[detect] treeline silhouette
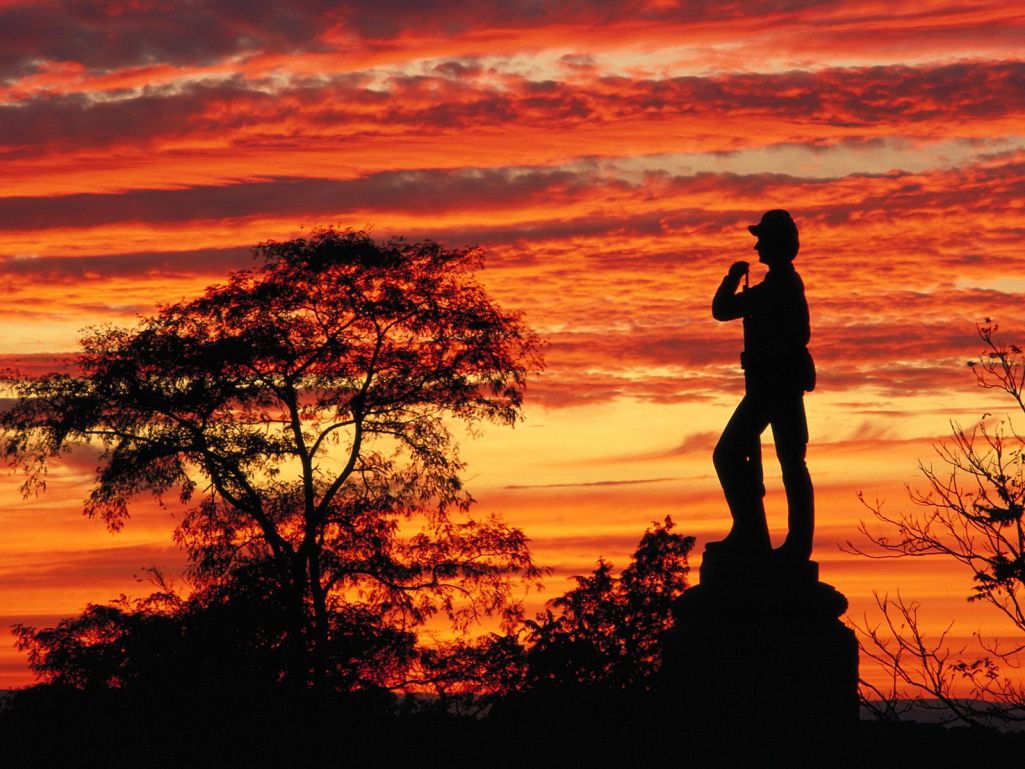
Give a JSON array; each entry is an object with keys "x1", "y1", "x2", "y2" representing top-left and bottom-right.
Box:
[
  {"x1": 1, "y1": 520, "x2": 697, "y2": 768},
  {"x1": 3, "y1": 519, "x2": 1023, "y2": 767},
  {"x1": 2, "y1": 231, "x2": 1024, "y2": 766}
]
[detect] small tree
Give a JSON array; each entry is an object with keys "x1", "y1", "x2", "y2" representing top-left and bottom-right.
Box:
[
  {"x1": 2, "y1": 228, "x2": 543, "y2": 688},
  {"x1": 850, "y1": 322, "x2": 1025, "y2": 725},
  {"x1": 521, "y1": 516, "x2": 693, "y2": 692},
  {"x1": 397, "y1": 517, "x2": 693, "y2": 713}
]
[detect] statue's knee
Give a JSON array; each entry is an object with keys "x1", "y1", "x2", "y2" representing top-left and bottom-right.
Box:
[
  {"x1": 780, "y1": 458, "x2": 810, "y2": 487},
  {"x1": 713, "y1": 441, "x2": 748, "y2": 479},
  {"x1": 712, "y1": 440, "x2": 730, "y2": 470}
]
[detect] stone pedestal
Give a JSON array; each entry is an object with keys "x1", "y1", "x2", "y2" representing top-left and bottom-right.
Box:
[{"x1": 662, "y1": 547, "x2": 859, "y2": 751}]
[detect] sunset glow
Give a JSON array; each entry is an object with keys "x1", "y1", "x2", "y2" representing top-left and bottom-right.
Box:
[{"x1": 3, "y1": 1, "x2": 1025, "y2": 693}]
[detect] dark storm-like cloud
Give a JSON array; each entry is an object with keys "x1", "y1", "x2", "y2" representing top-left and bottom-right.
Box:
[
  {"x1": 0, "y1": 246, "x2": 253, "y2": 281},
  {"x1": 2, "y1": 149, "x2": 1023, "y2": 236},
  {"x1": 2, "y1": 150, "x2": 1023, "y2": 289},
  {"x1": 5, "y1": 61, "x2": 1025, "y2": 156},
  {"x1": 0, "y1": 82, "x2": 272, "y2": 152},
  {"x1": 330, "y1": 0, "x2": 797, "y2": 39},
  {"x1": 0, "y1": 354, "x2": 79, "y2": 377},
  {"x1": 0, "y1": 1, "x2": 841, "y2": 79},
  {"x1": 3, "y1": 1, "x2": 1022, "y2": 90},
  {"x1": 0, "y1": 168, "x2": 595, "y2": 231},
  {"x1": 0, "y1": 150, "x2": 1020, "y2": 407},
  {"x1": 0, "y1": 1, "x2": 342, "y2": 80}
]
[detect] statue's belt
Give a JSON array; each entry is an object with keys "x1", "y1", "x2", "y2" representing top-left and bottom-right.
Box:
[{"x1": 740, "y1": 348, "x2": 810, "y2": 369}]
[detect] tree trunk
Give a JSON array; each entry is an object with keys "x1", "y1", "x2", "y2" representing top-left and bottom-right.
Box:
[
  {"x1": 308, "y1": 549, "x2": 330, "y2": 688},
  {"x1": 283, "y1": 563, "x2": 310, "y2": 689}
]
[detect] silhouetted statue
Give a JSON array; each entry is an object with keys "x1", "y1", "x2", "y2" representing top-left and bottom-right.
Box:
[
  {"x1": 709, "y1": 209, "x2": 816, "y2": 559},
  {"x1": 665, "y1": 246, "x2": 853, "y2": 749}
]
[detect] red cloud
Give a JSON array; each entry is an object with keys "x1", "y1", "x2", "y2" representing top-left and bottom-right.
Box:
[{"x1": 3, "y1": 61, "x2": 1025, "y2": 166}]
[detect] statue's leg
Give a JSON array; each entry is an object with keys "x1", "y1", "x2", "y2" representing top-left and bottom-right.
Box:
[
  {"x1": 771, "y1": 393, "x2": 814, "y2": 558},
  {"x1": 712, "y1": 395, "x2": 771, "y2": 551},
  {"x1": 746, "y1": 428, "x2": 766, "y2": 501}
]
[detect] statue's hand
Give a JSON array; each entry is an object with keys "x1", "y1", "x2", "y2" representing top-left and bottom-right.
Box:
[{"x1": 728, "y1": 261, "x2": 749, "y2": 280}]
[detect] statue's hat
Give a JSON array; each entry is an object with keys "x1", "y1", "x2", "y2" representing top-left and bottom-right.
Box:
[{"x1": 748, "y1": 209, "x2": 798, "y2": 239}]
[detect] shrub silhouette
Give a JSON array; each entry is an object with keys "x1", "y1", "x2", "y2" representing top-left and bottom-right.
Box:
[{"x1": 521, "y1": 516, "x2": 693, "y2": 692}]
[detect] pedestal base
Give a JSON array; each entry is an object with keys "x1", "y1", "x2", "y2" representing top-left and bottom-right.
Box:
[{"x1": 662, "y1": 547, "x2": 859, "y2": 750}]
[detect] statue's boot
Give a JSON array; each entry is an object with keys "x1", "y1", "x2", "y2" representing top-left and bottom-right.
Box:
[
  {"x1": 774, "y1": 508, "x2": 812, "y2": 559},
  {"x1": 773, "y1": 540, "x2": 810, "y2": 560},
  {"x1": 707, "y1": 490, "x2": 771, "y2": 554},
  {"x1": 706, "y1": 532, "x2": 769, "y2": 555},
  {"x1": 775, "y1": 466, "x2": 814, "y2": 560}
]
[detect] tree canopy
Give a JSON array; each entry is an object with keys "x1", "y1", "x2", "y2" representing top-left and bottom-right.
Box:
[{"x1": 2, "y1": 228, "x2": 544, "y2": 687}]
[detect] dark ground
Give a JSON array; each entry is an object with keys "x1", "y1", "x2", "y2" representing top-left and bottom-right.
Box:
[{"x1": 2, "y1": 686, "x2": 1023, "y2": 769}]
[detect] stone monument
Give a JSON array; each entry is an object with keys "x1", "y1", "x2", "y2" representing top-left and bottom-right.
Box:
[{"x1": 662, "y1": 549, "x2": 859, "y2": 749}]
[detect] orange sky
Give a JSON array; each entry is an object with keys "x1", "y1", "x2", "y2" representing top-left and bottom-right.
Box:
[{"x1": 2, "y1": 0, "x2": 1025, "y2": 692}]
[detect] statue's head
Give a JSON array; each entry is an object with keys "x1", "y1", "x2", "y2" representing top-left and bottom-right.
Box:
[{"x1": 749, "y1": 209, "x2": 799, "y2": 265}]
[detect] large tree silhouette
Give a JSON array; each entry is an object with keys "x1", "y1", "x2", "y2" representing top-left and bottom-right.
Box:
[{"x1": 2, "y1": 228, "x2": 543, "y2": 688}]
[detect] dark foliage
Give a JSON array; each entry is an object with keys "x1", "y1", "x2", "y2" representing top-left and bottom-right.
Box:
[
  {"x1": 520, "y1": 516, "x2": 693, "y2": 692},
  {"x1": 387, "y1": 517, "x2": 693, "y2": 713},
  {"x1": 6, "y1": 513, "x2": 1025, "y2": 767},
  {"x1": 10, "y1": 517, "x2": 690, "y2": 715},
  {"x1": 12, "y1": 568, "x2": 415, "y2": 696}
]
